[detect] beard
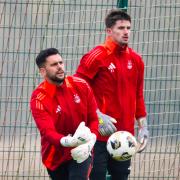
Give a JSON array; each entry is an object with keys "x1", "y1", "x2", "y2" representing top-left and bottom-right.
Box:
[
  {"x1": 118, "y1": 39, "x2": 129, "y2": 46},
  {"x1": 50, "y1": 76, "x2": 65, "y2": 84},
  {"x1": 47, "y1": 72, "x2": 65, "y2": 84},
  {"x1": 120, "y1": 41, "x2": 128, "y2": 45}
]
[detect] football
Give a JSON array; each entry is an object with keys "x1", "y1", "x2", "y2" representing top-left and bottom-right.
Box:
[{"x1": 107, "y1": 131, "x2": 137, "y2": 161}]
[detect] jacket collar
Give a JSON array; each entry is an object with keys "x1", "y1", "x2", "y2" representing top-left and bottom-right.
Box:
[
  {"x1": 103, "y1": 36, "x2": 128, "y2": 55},
  {"x1": 39, "y1": 77, "x2": 68, "y2": 98},
  {"x1": 43, "y1": 80, "x2": 57, "y2": 98}
]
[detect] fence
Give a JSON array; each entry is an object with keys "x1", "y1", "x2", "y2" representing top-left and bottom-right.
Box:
[{"x1": 0, "y1": 0, "x2": 179, "y2": 179}]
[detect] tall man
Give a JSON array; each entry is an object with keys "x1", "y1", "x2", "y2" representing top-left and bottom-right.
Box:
[
  {"x1": 30, "y1": 48, "x2": 98, "y2": 180},
  {"x1": 75, "y1": 9, "x2": 149, "y2": 180}
]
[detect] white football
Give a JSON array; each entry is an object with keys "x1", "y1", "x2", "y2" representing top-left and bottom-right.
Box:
[{"x1": 107, "y1": 131, "x2": 137, "y2": 161}]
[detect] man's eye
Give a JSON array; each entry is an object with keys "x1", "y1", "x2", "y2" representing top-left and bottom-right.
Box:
[{"x1": 118, "y1": 27, "x2": 124, "y2": 30}]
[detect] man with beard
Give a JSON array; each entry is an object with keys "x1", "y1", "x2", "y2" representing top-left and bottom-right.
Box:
[
  {"x1": 30, "y1": 48, "x2": 98, "y2": 180},
  {"x1": 75, "y1": 10, "x2": 149, "y2": 180}
]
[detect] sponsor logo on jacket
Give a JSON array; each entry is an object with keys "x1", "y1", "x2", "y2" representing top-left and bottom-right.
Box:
[
  {"x1": 108, "y1": 62, "x2": 116, "y2": 73},
  {"x1": 56, "y1": 105, "x2": 61, "y2": 113}
]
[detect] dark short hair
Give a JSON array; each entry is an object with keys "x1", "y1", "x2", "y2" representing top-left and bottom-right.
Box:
[
  {"x1": 36, "y1": 48, "x2": 60, "y2": 68},
  {"x1": 105, "y1": 9, "x2": 131, "y2": 28}
]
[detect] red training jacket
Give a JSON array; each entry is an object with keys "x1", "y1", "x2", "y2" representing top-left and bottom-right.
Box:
[
  {"x1": 30, "y1": 76, "x2": 98, "y2": 170},
  {"x1": 75, "y1": 36, "x2": 147, "y2": 141}
]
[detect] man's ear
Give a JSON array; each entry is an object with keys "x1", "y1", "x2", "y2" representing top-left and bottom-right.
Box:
[
  {"x1": 39, "y1": 67, "x2": 46, "y2": 78},
  {"x1": 106, "y1": 28, "x2": 112, "y2": 35}
]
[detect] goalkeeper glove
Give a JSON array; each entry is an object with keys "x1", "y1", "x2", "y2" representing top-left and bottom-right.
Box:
[
  {"x1": 137, "y1": 117, "x2": 149, "y2": 153},
  {"x1": 60, "y1": 122, "x2": 92, "y2": 147},
  {"x1": 73, "y1": 121, "x2": 92, "y2": 146},
  {"x1": 97, "y1": 109, "x2": 117, "y2": 136},
  {"x1": 60, "y1": 134, "x2": 76, "y2": 147},
  {"x1": 71, "y1": 133, "x2": 96, "y2": 163}
]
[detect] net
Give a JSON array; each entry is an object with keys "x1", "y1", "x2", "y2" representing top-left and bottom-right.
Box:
[
  {"x1": 129, "y1": 0, "x2": 180, "y2": 179},
  {"x1": 0, "y1": 0, "x2": 179, "y2": 179}
]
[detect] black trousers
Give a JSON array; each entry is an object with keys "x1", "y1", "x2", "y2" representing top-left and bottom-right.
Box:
[
  {"x1": 90, "y1": 141, "x2": 131, "y2": 180},
  {"x1": 47, "y1": 157, "x2": 92, "y2": 180}
]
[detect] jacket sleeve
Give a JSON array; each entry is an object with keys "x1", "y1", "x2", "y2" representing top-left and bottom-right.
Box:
[
  {"x1": 135, "y1": 58, "x2": 147, "y2": 119},
  {"x1": 85, "y1": 83, "x2": 99, "y2": 136},
  {"x1": 30, "y1": 98, "x2": 64, "y2": 148}
]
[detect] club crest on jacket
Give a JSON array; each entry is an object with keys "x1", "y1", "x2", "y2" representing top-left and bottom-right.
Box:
[
  {"x1": 74, "y1": 94, "x2": 81, "y2": 103},
  {"x1": 127, "y1": 60, "x2": 132, "y2": 69}
]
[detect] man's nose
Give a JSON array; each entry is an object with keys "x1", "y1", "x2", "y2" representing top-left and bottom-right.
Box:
[
  {"x1": 124, "y1": 28, "x2": 129, "y2": 34},
  {"x1": 57, "y1": 63, "x2": 63, "y2": 69}
]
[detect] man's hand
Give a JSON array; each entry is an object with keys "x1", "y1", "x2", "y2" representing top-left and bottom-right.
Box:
[
  {"x1": 97, "y1": 109, "x2": 117, "y2": 136},
  {"x1": 71, "y1": 133, "x2": 96, "y2": 163},
  {"x1": 60, "y1": 122, "x2": 92, "y2": 147},
  {"x1": 137, "y1": 117, "x2": 149, "y2": 153}
]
